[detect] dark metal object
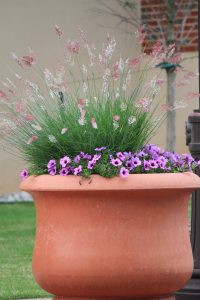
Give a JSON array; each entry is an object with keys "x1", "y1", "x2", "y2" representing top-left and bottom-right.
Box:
[
  {"x1": 175, "y1": 1, "x2": 200, "y2": 298},
  {"x1": 185, "y1": 122, "x2": 192, "y2": 146},
  {"x1": 199, "y1": 0, "x2": 200, "y2": 111},
  {"x1": 176, "y1": 115, "x2": 200, "y2": 299}
]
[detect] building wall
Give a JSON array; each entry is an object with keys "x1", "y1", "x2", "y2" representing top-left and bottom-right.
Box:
[
  {"x1": 0, "y1": 0, "x2": 198, "y2": 193},
  {"x1": 141, "y1": 0, "x2": 198, "y2": 53}
]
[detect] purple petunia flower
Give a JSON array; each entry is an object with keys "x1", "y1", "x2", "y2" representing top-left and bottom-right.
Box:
[
  {"x1": 163, "y1": 151, "x2": 173, "y2": 159},
  {"x1": 48, "y1": 166, "x2": 57, "y2": 176},
  {"x1": 80, "y1": 152, "x2": 85, "y2": 158},
  {"x1": 74, "y1": 155, "x2": 81, "y2": 164},
  {"x1": 59, "y1": 168, "x2": 70, "y2": 176},
  {"x1": 132, "y1": 157, "x2": 142, "y2": 167},
  {"x1": 120, "y1": 167, "x2": 129, "y2": 178},
  {"x1": 95, "y1": 146, "x2": 107, "y2": 151},
  {"x1": 47, "y1": 159, "x2": 56, "y2": 169},
  {"x1": 158, "y1": 156, "x2": 168, "y2": 164},
  {"x1": 117, "y1": 152, "x2": 126, "y2": 161},
  {"x1": 123, "y1": 151, "x2": 132, "y2": 159},
  {"x1": 156, "y1": 158, "x2": 166, "y2": 169},
  {"x1": 151, "y1": 153, "x2": 159, "y2": 160},
  {"x1": 150, "y1": 145, "x2": 161, "y2": 153},
  {"x1": 60, "y1": 156, "x2": 71, "y2": 167},
  {"x1": 143, "y1": 160, "x2": 150, "y2": 171},
  {"x1": 93, "y1": 154, "x2": 102, "y2": 161},
  {"x1": 177, "y1": 160, "x2": 185, "y2": 168},
  {"x1": 164, "y1": 166, "x2": 171, "y2": 171},
  {"x1": 145, "y1": 144, "x2": 161, "y2": 156},
  {"x1": 111, "y1": 158, "x2": 122, "y2": 167},
  {"x1": 85, "y1": 154, "x2": 92, "y2": 160},
  {"x1": 169, "y1": 153, "x2": 179, "y2": 164},
  {"x1": 149, "y1": 160, "x2": 158, "y2": 169},
  {"x1": 138, "y1": 150, "x2": 147, "y2": 158},
  {"x1": 73, "y1": 165, "x2": 82, "y2": 175},
  {"x1": 87, "y1": 160, "x2": 96, "y2": 170},
  {"x1": 125, "y1": 160, "x2": 134, "y2": 170},
  {"x1": 182, "y1": 153, "x2": 194, "y2": 164},
  {"x1": 157, "y1": 161, "x2": 165, "y2": 169},
  {"x1": 20, "y1": 169, "x2": 29, "y2": 180}
]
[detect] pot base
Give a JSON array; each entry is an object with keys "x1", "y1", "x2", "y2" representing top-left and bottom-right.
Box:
[{"x1": 53, "y1": 296, "x2": 175, "y2": 300}]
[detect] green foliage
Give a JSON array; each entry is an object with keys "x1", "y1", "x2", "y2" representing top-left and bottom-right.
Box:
[
  {"x1": 13, "y1": 90, "x2": 162, "y2": 174},
  {"x1": 0, "y1": 203, "x2": 51, "y2": 299},
  {"x1": 0, "y1": 32, "x2": 165, "y2": 175}
]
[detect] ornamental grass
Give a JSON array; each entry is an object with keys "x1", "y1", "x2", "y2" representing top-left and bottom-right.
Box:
[{"x1": 0, "y1": 26, "x2": 199, "y2": 178}]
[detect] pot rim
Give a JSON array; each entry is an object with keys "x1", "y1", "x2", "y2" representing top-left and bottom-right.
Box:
[{"x1": 20, "y1": 172, "x2": 200, "y2": 192}]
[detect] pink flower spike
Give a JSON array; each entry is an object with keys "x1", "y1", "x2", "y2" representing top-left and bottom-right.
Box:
[
  {"x1": 135, "y1": 25, "x2": 146, "y2": 45},
  {"x1": 78, "y1": 108, "x2": 86, "y2": 126},
  {"x1": 185, "y1": 92, "x2": 200, "y2": 99},
  {"x1": 151, "y1": 41, "x2": 163, "y2": 58},
  {"x1": 21, "y1": 55, "x2": 35, "y2": 67},
  {"x1": 78, "y1": 98, "x2": 85, "y2": 107},
  {"x1": 155, "y1": 78, "x2": 165, "y2": 85},
  {"x1": 113, "y1": 63, "x2": 119, "y2": 80},
  {"x1": 90, "y1": 118, "x2": 97, "y2": 129},
  {"x1": 168, "y1": 54, "x2": 182, "y2": 65},
  {"x1": 15, "y1": 102, "x2": 24, "y2": 113},
  {"x1": 67, "y1": 41, "x2": 80, "y2": 54},
  {"x1": 27, "y1": 135, "x2": 38, "y2": 145},
  {"x1": 0, "y1": 90, "x2": 8, "y2": 100},
  {"x1": 55, "y1": 24, "x2": 63, "y2": 38},
  {"x1": 113, "y1": 115, "x2": 120, "y2": 122},
  {"x1": 129, "y1": 55, "x2": 141, "y2": 66},
  {"x1": 25, "y1": 114, "x2": 34, "y2": 122},
  {"x1": 135, "y1": 98, "x2": 151, "y2": 112}
]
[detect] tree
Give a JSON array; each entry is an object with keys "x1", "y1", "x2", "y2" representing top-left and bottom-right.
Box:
[{"x1": 94, "y1": 0, "x2": 198, "y2": 151}]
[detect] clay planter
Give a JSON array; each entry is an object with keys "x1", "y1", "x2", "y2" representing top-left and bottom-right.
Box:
[{"x1": 20, "y1": 172, "x2": 200, "y2": 300}]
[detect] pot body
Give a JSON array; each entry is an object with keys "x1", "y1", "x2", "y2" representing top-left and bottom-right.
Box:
[{"x1": 20, "y1": 173, "x2": 200, "y2": 299}]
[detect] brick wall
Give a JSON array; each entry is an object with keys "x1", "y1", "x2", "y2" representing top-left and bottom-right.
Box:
[{"x1": 141, "y1": 0, "x2": 198, "y2": 53}]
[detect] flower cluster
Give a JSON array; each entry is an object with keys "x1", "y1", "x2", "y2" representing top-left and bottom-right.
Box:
[{"x1": 20, "y1": 144, "x2": 200, "y2": 180}]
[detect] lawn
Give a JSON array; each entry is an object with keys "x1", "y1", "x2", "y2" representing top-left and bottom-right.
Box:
[{"x1": 0, "y1": 203, "x2": 51, "y2": 300}]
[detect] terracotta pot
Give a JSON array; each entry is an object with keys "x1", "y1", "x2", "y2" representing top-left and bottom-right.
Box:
[{"x1": 20, "y1": 172, "x2": 200, "y2": 300}]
